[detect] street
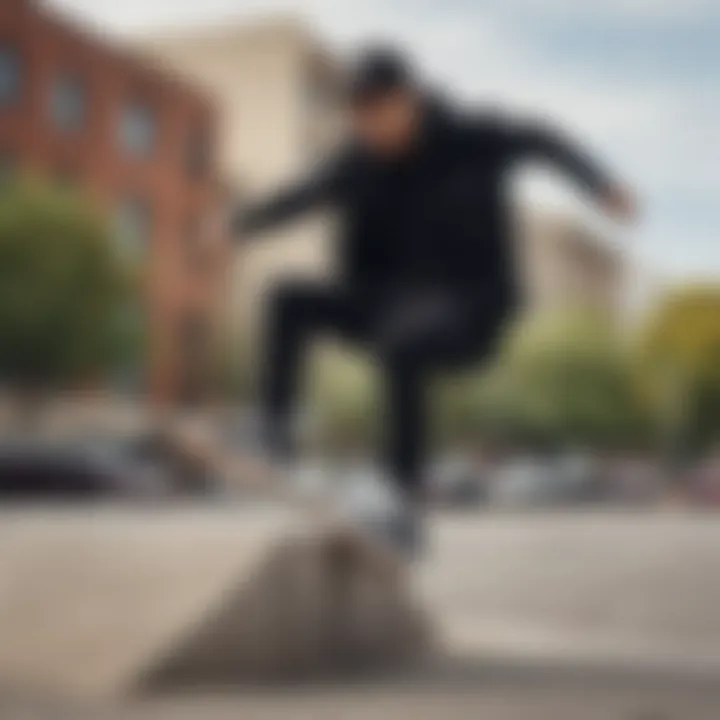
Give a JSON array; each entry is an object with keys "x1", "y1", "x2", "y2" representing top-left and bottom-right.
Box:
[
  {"x1": 4, "y1": 655, "x2": 720, "y2": 719},
  {"x1": 3, "y1": 509, "x2": 720, "y2": 718}
]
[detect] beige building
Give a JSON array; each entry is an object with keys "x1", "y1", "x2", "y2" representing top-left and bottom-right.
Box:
[
  {"x1": 139, "y1": 18, "x2": 344, "y2": 338},
  {"x1": 140, "y1": 19, "x2": 627, "y2": 341},
  {"x1": 517, "y1": 209, "x2": 626, "y2": 320}
]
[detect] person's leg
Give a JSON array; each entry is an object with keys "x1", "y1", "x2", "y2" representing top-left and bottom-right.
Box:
[
  {"x1": 365, "y1": 294, "x2": 506, "y2": 554},
  {"x1": 378, "y1": 293, "x2": 504, "y2": 499},
  {"x1": 383, "y1": 356, "x2": 425, "y2": 500},
  {"x1": 260, "y1": 280, "x2": 366, "y2": 462}
]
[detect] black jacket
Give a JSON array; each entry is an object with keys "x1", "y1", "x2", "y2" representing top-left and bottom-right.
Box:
[{"x1": 236, "y1": 101, "x2": 613, "y2": 310}]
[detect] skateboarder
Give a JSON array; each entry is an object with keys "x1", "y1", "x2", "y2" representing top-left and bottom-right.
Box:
[{"x1": 232, "y1": 48, "x2": 636, "y2": 554}]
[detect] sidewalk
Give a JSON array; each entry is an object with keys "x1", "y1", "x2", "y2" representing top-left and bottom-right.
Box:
[{"x1": 421, "y1": 511, "x2": 720, "y2": 673}]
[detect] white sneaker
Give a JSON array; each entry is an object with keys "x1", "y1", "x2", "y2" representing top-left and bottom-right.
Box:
[{"x1": 335, "y1": 470, "x2": 424, "y2": 559}]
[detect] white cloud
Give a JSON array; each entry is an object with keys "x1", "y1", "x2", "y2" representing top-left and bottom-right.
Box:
[{"x1": 496, "y1": 0, "x2": 719, "y2": 22}]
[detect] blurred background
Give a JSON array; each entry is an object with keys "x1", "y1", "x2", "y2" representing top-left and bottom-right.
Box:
[
  {"x1": 0, "y1": 0, "x2": 717, "y2": 508},
  {"x1": 2, "y1": 2, "x2": 720, "y2": 718}
]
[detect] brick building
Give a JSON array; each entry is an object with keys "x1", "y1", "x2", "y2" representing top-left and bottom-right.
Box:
[{"x1": 0, "y1": 0, "x2": 227, "y2": 405}]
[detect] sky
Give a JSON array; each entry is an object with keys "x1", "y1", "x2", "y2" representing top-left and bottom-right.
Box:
[{"x1": 48, "y1": 0, "x2": 720, "y2": 281}]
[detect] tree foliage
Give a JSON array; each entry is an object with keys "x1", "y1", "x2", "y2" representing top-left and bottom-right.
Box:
[
  {"x1": 638, "y1": 284, "x2": 720, "y2": 456},
  {"x1": 308, "y1": 344, "x2": 379, "y2": 455},
  {"x1": 0, "y1": 182, "x2": 137, "y2": 393},
  {"x1": 438, "y1": 309, "x2": 654, "y2": 450}
]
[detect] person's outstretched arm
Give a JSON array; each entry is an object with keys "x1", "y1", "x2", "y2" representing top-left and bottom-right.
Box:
[
  {"x1": 503, "y1": 117, "x2": 637, "y2": 222},
  {"x1": 231, "y1": 151, "x2": 350, "y2": 238}
]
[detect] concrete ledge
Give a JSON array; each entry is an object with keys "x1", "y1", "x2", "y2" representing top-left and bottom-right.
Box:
[{"x1": 0, "y1": 508, "x2": 428, "y2": 700}]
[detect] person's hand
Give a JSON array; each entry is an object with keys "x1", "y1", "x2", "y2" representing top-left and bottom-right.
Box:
[{"x1": 602, "y1": 183, "x2": 639, "y2": 224}]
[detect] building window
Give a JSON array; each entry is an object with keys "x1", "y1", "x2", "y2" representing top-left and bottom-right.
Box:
[
  {"x1": 186, "y1": 126, "x2": 210, "y2": 180},
  {"x1": 185, "y1": 214, "x2": 213, "y2": 274},
  {"x1": 50, "y1": 74, "x2": 87, "y2": 132},
  {"x1": 114, "y1": 196, "x2": 152, "y2": 261},
  {"x1": 119, "y1": 103, "x2": 157, "y2": 159},
  {"x1": 0, "y1": 45, "x2": 22, "y2": 108},
  {"x1": 185, "y1": 215, "x2": 199, "y2": 260},
  {"x1": 178, "y1": 312, "x2": 209, "y2": 406}
]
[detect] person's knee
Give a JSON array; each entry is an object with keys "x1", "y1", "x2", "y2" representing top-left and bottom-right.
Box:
[
  {"x1": 381, "y1": 337, "x2": 425, "y2": 393},
  {"x1": 378, "y1": 316, "x2": 433, "y2": 369},
  {"x1": 267, "y1": 279, "x2": 320, "y2": 325},
  {"x1": 269, "y1": 279, "x2": 308, "y2": 309}
]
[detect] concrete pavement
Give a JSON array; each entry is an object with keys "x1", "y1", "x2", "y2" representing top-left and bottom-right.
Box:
[
  {"x1": 420, "y1": 512, "x2": 720, "y2": 671},
  {"x1": 4, "y1": 657, "x2": 720, "y2": 719},
  {"x1": 3, "y1": 507, "x2": 720, "y2": 716}
]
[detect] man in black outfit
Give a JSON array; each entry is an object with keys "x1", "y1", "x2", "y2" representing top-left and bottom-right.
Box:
[{"x1": 234, "y1": 48, "x2": 636, "y2": 553}]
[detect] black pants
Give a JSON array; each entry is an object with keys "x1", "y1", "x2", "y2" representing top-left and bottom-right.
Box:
[{"x1": 262, "y1": 280, "x2": 506, "y2": 497}]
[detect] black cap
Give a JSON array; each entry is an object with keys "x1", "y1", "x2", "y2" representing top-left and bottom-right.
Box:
[{"x1": 346, "y1": 47, "x2": 416, "y2": 105}]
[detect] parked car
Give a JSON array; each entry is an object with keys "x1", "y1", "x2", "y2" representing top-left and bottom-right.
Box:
[
  {"x1": 0, "y1": 430, "x2": 217, "y2": 502},
  {"x1": 687, "y1": 454, "x2": 720, "y2": 507},
  {"x1": 604, "y1": 455, "x2": 665, "y2": 506},
  {"x1": 488, "y1": 451, "x2": 607, "y2": 508},
  {"x1": 426, "y1": 454, "x2": 488, "y2": 508}
]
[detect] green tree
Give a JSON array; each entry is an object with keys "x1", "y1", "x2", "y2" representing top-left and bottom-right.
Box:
[
  {"x1": 639, "y1": 284, "x2": 720, "y2": 458},
  {"x1": 439, "y1": 309, "x2": 653, "y2": 451},
  {"x1": 308, "y1": 345, "x2": 379, "y2": 456},
  {"x1": 0, "y1": 181, "x2": 137, "y2": 403}
]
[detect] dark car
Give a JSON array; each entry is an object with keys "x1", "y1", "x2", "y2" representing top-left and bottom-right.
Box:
[
  {"x1": 0, "y1": 432, "x2": 216, "y2": 502},
  {"x1": 426, "y1": 454, "x2": 489, "y2": 508}
]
